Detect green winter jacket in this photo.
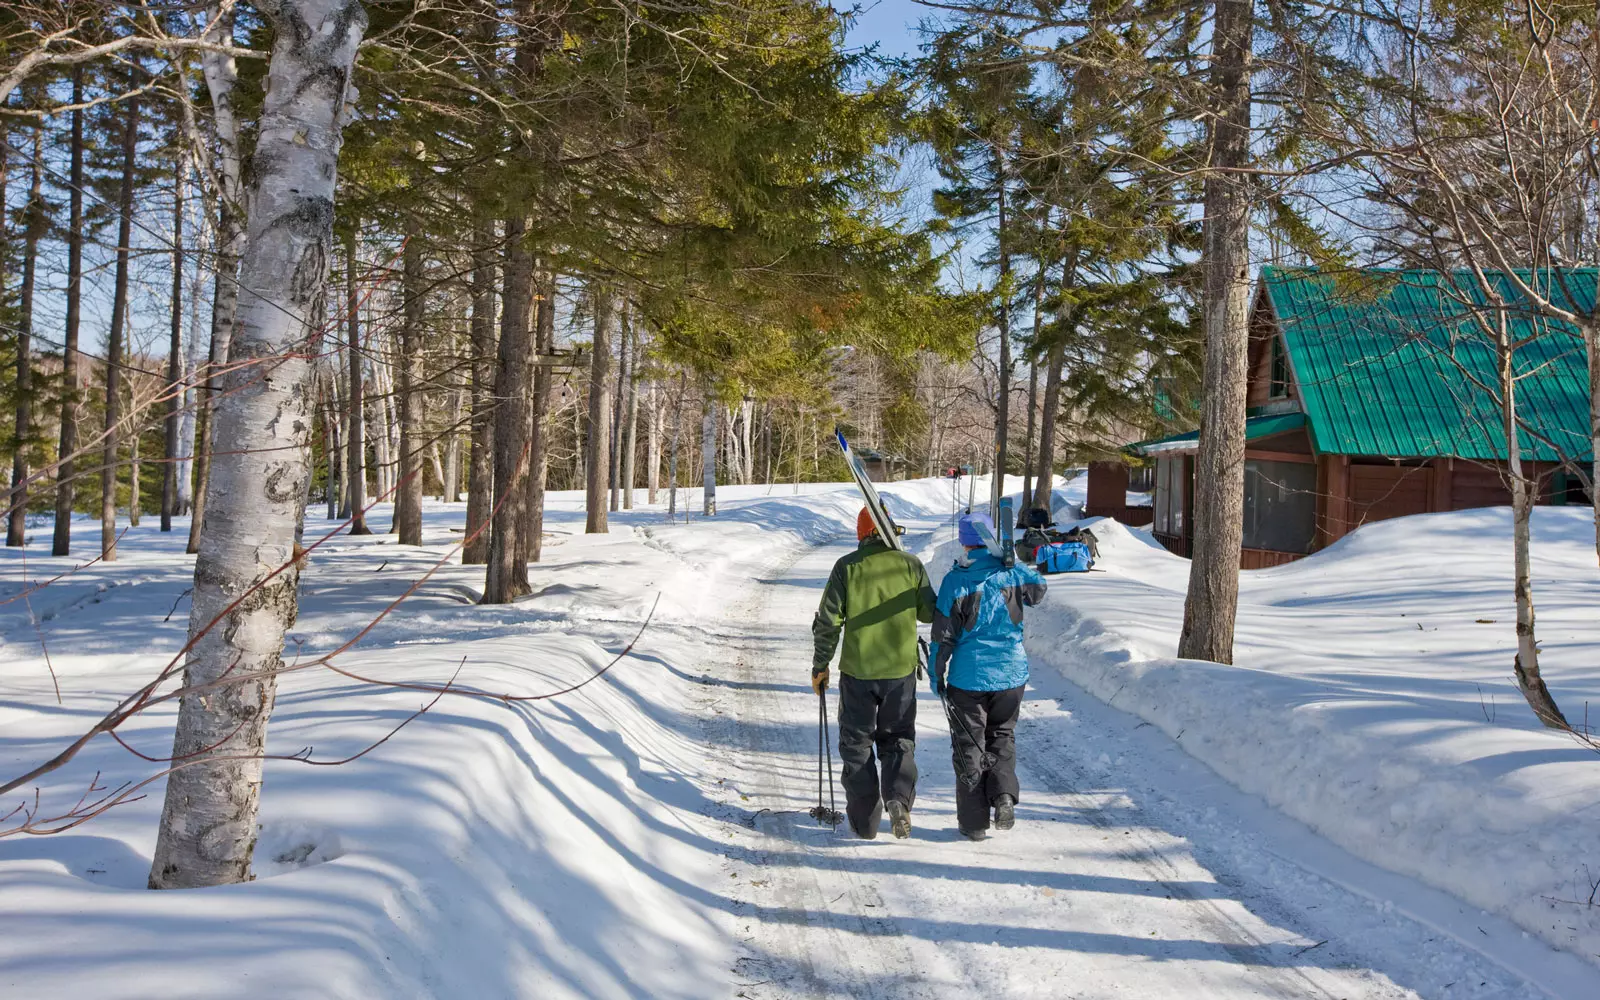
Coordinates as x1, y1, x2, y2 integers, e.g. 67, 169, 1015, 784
812, 539, 937, 680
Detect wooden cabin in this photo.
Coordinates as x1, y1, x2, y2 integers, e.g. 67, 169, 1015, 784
1090, 267, 1594, 568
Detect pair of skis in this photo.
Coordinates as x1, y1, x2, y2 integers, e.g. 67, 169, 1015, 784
835, 428, 903, 551
966, 497, 1015, 567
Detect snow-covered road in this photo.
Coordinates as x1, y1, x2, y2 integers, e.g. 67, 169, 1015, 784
0, 480, 1586, 997
705, 533, 1552, 999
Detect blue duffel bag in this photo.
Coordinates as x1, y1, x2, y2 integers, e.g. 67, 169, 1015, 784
1038, 540, 1093, 574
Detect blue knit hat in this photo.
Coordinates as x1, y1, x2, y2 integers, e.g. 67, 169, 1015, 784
957, 512, 992, 548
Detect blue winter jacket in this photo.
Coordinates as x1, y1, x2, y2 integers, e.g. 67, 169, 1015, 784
930, 550, 1048, 693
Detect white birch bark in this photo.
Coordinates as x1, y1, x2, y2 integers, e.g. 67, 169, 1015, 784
585, 291, 612, 533
645, 380, 660, 503
187, 0, 248, 556
701, 397, 717, 516
621, 325, 638, 510
1496, 316, 1570, 729
149, 0, 366, 890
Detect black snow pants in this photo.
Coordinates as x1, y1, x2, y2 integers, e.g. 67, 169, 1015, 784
945, 684, 1024, 833
837, 672, 918, 835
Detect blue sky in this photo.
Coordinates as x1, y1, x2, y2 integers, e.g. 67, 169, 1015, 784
842, 1, 929, 62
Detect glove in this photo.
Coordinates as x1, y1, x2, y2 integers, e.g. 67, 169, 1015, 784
811, 667, 830, 696
928, 659, 946, 697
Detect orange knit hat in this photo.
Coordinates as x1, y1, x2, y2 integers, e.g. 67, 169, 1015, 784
856, 507, 876, 541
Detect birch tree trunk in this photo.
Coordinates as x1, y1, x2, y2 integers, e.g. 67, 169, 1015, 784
371, 355, 394, 501
149, 0, 366, 889
163, 163, 185, 532
8, 128, 41, 548
188, 1, 247, 556
1178, 0, 1253, 665
608, 309, 626, 512
343, 225, 369, 532
645, 380, 660, 503
325, 380, 340, 519
1586, 318, 1600, 566
701, 397, 717, 516
177, 204, 208, 516
524, 268, 555, 563
443, 386, 462, 503
53, 70, 86, 558
1022, 361, 1038, 509
667, 376, 684, 521
129, 434, 142, 528
102, 95, 140, 561
482, 218, 533, 603
989, 146, 1011, 516
394, 236, 424, 545
1497, 319, 1569, 728
621, 318, 638, 510
585, 290, 612, 533
1031, 341, 1065, 511
462, 234, 496, 563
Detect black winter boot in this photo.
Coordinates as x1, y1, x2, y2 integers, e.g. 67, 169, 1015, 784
994, 794, 1015, 831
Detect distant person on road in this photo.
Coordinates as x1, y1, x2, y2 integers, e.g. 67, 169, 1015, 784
930, 512, 1048, 841
813, 507, 937, 840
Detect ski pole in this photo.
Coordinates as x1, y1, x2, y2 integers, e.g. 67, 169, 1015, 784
809, 689, 840, 827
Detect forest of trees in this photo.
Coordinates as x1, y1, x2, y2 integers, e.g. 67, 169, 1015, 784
4, 0, 1599, 884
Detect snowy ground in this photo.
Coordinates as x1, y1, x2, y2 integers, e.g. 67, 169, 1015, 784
0, 477, 1594, 997
1034, 503, 1600, 985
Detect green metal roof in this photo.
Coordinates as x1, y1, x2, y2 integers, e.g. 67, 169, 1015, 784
1134, 412, 1306, 454
1263, 267, 1593, 462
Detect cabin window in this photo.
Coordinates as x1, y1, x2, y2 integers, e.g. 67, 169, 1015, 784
1242, 459, 1315, 553
1269, 336, 1290, 399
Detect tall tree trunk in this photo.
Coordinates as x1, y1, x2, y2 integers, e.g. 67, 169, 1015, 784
9, 128, 42, 547
325, 378, 340, 519
1022, 361, 1038, 509
149, 0, 366, 890
101, 95, 140, 561
990, 146, 1012, 515
188, 0, 246, 556
443, 390, 462, 503
525, 268, 555, 563
1497, 320, 1568, 728
163, 163, 185, 532
621, 315, 639, 509
1178, 0, 1253, 665
482, 219, 533, 602
701, 396, 717, 516
394, 235, 424, 545
129, 433, 142, 527
585, 290, 612, 533
371, 354, 394, 501
1031, 341, 1065, 511
1587, 317, 1600, 565
463, 235, 496, 561
177, 212, 206, 516
646, 379, 660, 503
54, 69, 86, 557
667, 375, 685, 520
342, 226, 369, 532
608, 307, 625, 512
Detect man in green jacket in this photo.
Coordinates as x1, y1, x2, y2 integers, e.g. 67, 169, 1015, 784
813, 508, 937, 839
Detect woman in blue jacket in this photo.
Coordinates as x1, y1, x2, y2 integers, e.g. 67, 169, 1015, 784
929, 512, 1048, 840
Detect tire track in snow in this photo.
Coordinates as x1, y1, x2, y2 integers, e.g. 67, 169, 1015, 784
710, 540, 960, 999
